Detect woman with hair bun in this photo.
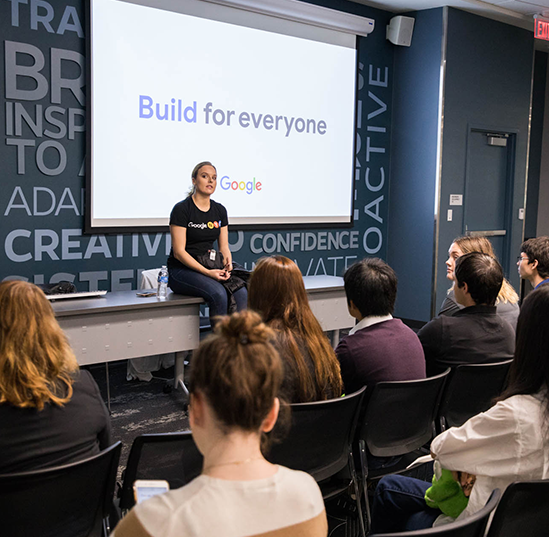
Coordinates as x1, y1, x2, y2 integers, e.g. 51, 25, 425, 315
115, 310, 327, 537
0, 281, 111, 473
441, 235, 520, 329
248, 255, 343, 403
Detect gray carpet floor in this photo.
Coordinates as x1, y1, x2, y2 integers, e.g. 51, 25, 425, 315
88, 360, 190, 477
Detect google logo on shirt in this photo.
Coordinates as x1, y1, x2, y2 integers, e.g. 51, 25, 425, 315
220, 175, 262, 195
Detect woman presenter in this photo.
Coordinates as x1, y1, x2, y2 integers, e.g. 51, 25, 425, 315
168, 161, 247, 321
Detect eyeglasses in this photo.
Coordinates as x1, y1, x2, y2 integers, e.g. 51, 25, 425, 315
517, 256, 529, 263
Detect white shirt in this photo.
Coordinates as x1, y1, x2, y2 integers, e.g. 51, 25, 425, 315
349, 314, 393, 335
431, 393, 549, 523
113, 465, 326, 537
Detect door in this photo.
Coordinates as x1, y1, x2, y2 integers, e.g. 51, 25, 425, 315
463, 129, 515, 274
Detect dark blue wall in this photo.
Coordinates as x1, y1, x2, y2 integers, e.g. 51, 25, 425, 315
525, 50, 547, 239
436, 8, 533, 310
388, 8, 443, 322
0, 0, 394, 289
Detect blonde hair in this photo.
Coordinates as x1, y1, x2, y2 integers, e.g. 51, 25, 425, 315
0, 281, 79, 410
453, 236, 519, 304
188, 161, 216, 197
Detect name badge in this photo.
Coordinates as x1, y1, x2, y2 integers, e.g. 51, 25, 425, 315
210, 250, 216, 261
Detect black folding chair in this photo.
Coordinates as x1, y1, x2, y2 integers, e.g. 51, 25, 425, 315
0, 441, 121, 537
267, 386, 367, 537
359, 369, 450, 477
356, 369, 450, 528
119, 431, 203, 512
485, 480, 549, 537
437, 360, 513, 432
370, 488, 500, 537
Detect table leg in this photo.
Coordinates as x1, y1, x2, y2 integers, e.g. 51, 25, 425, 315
332, 329, 340, 347
175, 351, 189, 396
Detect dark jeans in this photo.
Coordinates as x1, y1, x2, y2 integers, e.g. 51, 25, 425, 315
370, 475, 441, 533
168, 265, 247, 320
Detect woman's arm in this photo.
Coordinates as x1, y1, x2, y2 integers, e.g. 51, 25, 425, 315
431, 398, 538, 478
170, 225, 229, 281
218, 225, 232, 272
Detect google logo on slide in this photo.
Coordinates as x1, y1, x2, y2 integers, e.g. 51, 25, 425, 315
220, 175, 262, 195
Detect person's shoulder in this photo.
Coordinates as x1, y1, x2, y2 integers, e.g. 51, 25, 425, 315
418, 315, 444, 336
72, 369, 100, 395
210, 198, 225, 208
495, 393, 544, 415
170, 197, 192, 216
276, 466, 324, 509
120, 477, 209, 536
210, 199, 227, 215
172, 197, 192, 209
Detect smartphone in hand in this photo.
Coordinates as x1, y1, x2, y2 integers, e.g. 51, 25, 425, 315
133, 479, 170, 503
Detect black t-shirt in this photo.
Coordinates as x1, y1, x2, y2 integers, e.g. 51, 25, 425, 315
0, 369, 111, 474
168, 197, 228, 268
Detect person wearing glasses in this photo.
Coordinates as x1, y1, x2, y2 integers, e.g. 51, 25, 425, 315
370, 285, 549, 533
518, 236, 549, 290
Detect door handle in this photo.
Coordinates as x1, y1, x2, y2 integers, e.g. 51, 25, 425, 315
467, 230, 507, 237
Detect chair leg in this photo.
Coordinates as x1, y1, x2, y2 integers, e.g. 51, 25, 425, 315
358, 440, 371, 532
349, 452, 367, 537
105, 363, 111, 414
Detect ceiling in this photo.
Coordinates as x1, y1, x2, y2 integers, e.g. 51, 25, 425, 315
351, 0, 549, 30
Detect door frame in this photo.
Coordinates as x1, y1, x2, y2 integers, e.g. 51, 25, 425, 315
463, 123, 518, 275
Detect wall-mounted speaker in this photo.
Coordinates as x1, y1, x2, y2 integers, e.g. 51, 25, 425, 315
386, 16, 415, 47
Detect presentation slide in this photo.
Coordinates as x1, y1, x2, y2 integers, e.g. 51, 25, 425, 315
89, 0, 357, 230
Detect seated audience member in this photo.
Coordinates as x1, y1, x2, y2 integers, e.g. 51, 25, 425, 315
440, 236, 519, 330
419, 252, 514, 375
0, 281, 111, 474
335, 258, 425, 394
248, 255, 343, 403
114, 311, 327, 537
370, 285, 549, 533
518, 236, 549, 290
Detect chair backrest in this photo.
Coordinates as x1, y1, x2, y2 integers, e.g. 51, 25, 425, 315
438, 360, 513, 430
370, 488, 500, 536
119, 431, 203, 510
0, 441, 121, 537
486, 480, 549, 537
267, 386, 366, 482
361, 369, 450, 457
139, 268, 161, 290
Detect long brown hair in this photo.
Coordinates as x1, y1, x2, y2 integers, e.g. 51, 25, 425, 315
0, 281, 79, 410
498, 285, 549, 422
453, 235, 518, 304
189, 310, 284, 448
248, 256, 343, 402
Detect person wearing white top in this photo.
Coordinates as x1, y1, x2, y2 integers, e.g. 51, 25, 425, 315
113, 311, 327, 537
370, 285, 549, 533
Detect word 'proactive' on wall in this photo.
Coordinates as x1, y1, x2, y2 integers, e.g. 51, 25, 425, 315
354, 62, 389, 255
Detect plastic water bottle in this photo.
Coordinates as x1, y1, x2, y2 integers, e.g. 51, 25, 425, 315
157, 265, 168, 300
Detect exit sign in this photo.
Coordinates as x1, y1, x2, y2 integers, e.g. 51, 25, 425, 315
535, 15, 549, 41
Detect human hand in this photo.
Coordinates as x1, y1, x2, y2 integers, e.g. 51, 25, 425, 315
224, 261, 233, 273
451, 471, 476, 497
208, 269, 230, 281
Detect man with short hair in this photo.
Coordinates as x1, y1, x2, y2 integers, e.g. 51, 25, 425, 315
518, 236, 549, 289
418, 252, 514, 375
335, 258, 425, 394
